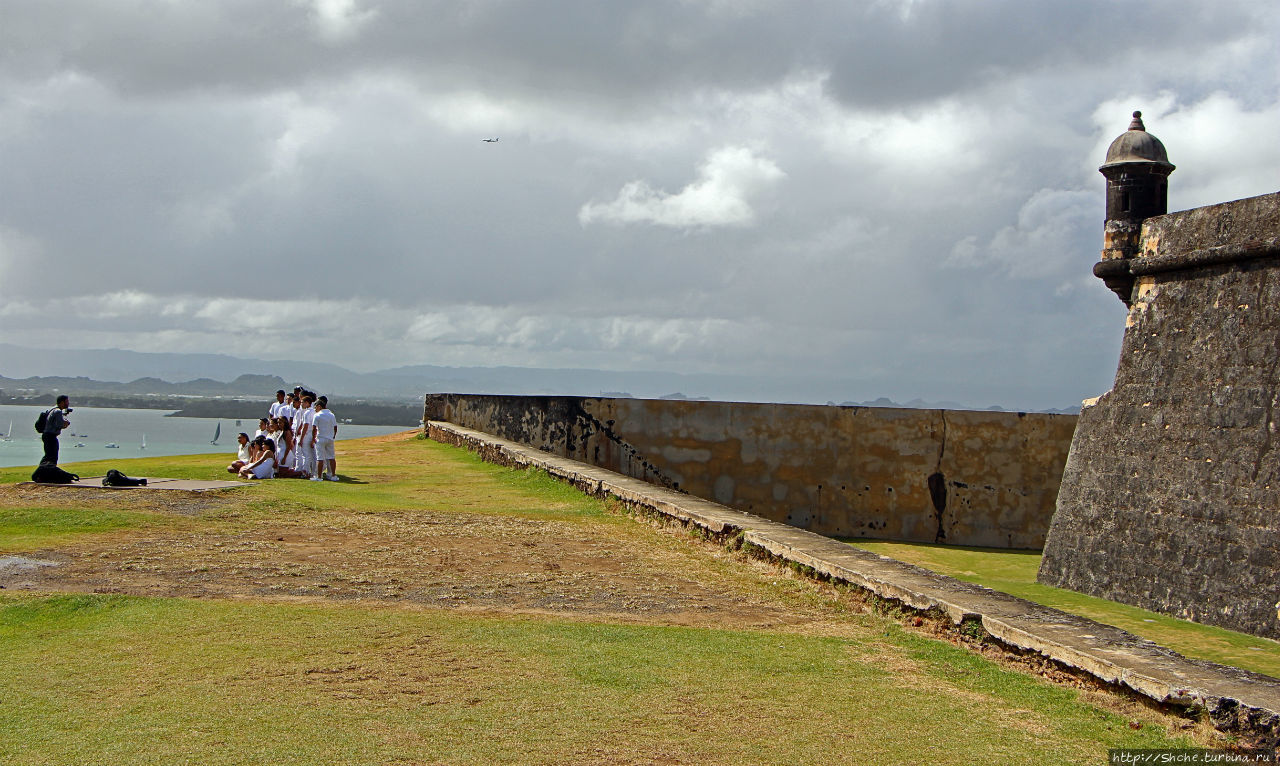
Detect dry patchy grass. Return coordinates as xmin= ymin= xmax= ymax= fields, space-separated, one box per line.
xmin=0 ymin=433 xmax=1206 ymax=764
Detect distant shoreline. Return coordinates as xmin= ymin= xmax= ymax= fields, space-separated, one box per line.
xmin=0 ymin=395 xmax=420 ymax=427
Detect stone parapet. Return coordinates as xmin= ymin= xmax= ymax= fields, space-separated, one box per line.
xmin=424 ymin=394 xmax=1076 ymax=549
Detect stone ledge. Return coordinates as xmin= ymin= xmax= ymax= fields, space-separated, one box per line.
xmin=1130 ymin=238 xmax=1280 ymax=276
xmin=1091 ymin=239 xmax=1280 ymax=286
xmin=426 ymin=421 xmax=1280 ymax=743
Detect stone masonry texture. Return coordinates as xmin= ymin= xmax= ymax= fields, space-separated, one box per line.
xmin=424 ymin=395 xmax=1076 ymax=549
xmin=1040 ymin=191 xmax=1280 ymax=639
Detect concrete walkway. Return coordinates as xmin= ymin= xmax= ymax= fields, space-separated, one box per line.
xmin=428 ymin=421 xmax=1280 ymax=742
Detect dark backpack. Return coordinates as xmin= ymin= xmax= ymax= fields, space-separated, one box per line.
xmin=34 ymin=409 xmax=49 ymax=433
xmin=31 ymin=464 xmax=80 ymax=484
xmin=103 ymin=469 xmax=147 ymax=487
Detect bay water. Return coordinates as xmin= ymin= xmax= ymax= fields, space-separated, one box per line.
xmin=0 ymin=404 xmax=413 ymax=469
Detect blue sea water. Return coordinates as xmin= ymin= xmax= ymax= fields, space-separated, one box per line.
xmin=0 ymin=404 xmax=413 ymax=469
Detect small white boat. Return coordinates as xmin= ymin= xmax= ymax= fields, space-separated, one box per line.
xmin=104 ymin=443 xmax=120 ymax=449
xmin=1 ymin=420 xmax=11 ymax=441
xmin=140 ymin=434 xmax=147 ymax=450
xmin=74 ymin=443 xmax=85 ymax=448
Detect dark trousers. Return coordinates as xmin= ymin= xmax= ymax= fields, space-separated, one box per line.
xmin=41 ymin=433 xmax=59 ymax=466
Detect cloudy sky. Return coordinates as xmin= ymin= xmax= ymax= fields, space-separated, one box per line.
xmin=1 ymin=1 xmax=1277 ymax=408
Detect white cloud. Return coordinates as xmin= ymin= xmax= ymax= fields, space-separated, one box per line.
xmin=2 ymin=291 xmax=756 ymax=372
xmin=1091 ymin=92 xmax=1280 ymax=211
xmin=578 ymin=145 xmax=785 ymax=229
xmin=304 ymin=0 xmax=378 ymax=43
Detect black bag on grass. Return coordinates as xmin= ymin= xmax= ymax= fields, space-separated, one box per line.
xmin=32 ymin=464 xmax=79 ymax=484
xmin=103 ymin=469 xmax=147 ymax=487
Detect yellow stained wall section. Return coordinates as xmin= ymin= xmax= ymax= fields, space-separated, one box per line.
xmin=426 ymin=396 xmax=1077 ymax=549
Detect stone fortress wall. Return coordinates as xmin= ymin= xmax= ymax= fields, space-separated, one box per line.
xmin=1039 ymin=111 xmax=1280 ymax=639
xmin=424 ymin=395 xmax=1076 ymax=550
xmin=1039 ymin=191 xmax=1280 ymax=639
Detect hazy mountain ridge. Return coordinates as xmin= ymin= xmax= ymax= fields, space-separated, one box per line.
xmin=0 ymin=344 xmax=1080 ymax=414
xmin=0 ymin=372 xmax=290 ymax=399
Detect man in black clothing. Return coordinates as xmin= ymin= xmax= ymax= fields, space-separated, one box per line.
xmin=41 ymin=395 xmax=71 ymax=466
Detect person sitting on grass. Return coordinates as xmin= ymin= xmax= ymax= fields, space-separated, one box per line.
xmin=272 ymin=420 xmax=304 ymax=478
xmin=239 ymin=436 xmax=262 ymax=475
xmin=226 ymin=432 xmax=252 ymax=474
xmin=254 ymin=418 xmax=270 ymax=439
xmin=238 ymin=435 xmax=276 ymax=480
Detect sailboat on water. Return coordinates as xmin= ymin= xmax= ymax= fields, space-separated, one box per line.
xmin=2 ymin=420 xmax=11 ymax=441
xmin=140 ymin=434 xmax=147 ymax=450
xmin=211 ymin=422 xmax=221 ymax=445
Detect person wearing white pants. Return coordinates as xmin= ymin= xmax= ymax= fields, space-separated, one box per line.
xmin=311 ymin=396 xmax=339 ymax=482
xmin=294 ymin=393 xmax=316 ymax=478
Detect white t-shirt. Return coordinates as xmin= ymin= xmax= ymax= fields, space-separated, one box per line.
xmin=296 ymin=408 xmax=316 ymax=441
xmin=313 ymin=409 xmax=338 ymax=440
xmin=269 ymin=400 xmax=286 ymax=418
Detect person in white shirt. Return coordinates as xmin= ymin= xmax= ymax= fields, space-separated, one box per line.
xmin=268 ymin=390 xmax=287 ymax=420
xmin=289 ymin=393 xmax=305 ymax=472
xmin=226 ymin=432 xmax=251 ymax=474
xmin=310 ymin=396 xmax=339 ymax=482
xmin=295 ymin=393 xmax=317 ymax=478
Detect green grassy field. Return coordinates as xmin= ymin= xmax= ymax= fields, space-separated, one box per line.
xmin=845 ymin=540 xmax=1280 ymax=679
xmin=0 ymin=435 xmax=1205 ymax=763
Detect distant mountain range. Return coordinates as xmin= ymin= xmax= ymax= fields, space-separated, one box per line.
xmin=0 ymin=343 xmax=1080 ymax=414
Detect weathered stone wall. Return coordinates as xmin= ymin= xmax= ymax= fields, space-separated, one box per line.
xmin=1040 ymin=191 xmax=1280 ymax=639
xmin=424 ymin=395 xmax=1076 ymax=549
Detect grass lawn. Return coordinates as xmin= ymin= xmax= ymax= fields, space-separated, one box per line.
xmin=845 ymin=539 xmax=1280 ymax=679
xmin=0 ymin=434 xmax=1205 ymax=763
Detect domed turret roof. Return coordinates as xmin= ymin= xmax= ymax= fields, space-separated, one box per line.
xmin=1101 ymin=111 xmax=1174 ymax=170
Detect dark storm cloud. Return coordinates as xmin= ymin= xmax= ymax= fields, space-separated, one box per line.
xmin=2 ymin=0 xmax=1263 ymax=106
xmin=0 ymin=0 xmax=1276 ymax=408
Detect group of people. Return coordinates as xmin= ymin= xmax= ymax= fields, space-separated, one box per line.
xmin=227 ymin=388 xmax=340 ymax=482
